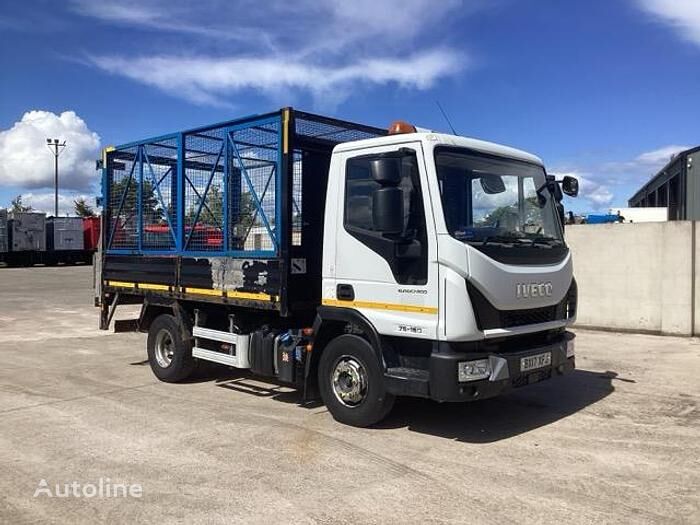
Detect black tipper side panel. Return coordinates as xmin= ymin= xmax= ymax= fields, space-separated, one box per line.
xmin=179 ymin=257 xmax=282 ymax=296
xmin=179 ymin=258 xmax=213 ymax=288
xmin=104 ymin=255 xmax=177 ymax=285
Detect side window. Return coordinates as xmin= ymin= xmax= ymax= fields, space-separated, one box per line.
xmin=344 ymin=152 xmax=428 ymax=285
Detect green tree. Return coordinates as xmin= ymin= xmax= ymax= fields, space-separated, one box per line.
xmin=185 ymin=187 xmax=258 ymax=229
xmin=74 ymin=198 xmax=97 ymax=218
xmin=10 ymin=195 xmax=32 ymax=213
xmin=109 ymin=177 xmax=163 ymax=222
xmin=186 ymin=186 xmax=221 ymax=226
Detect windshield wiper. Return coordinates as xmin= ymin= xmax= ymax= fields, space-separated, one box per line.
xmin=527 ymin=236 xmax=563 ymax=247
xmin=475 ymin=235 xmax=523 ymax=246
xmin=463 ymin=234 xmax=562 ymax=248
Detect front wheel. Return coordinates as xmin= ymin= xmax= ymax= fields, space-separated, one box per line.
xmin=147 ymin=314 xmax=195 ymax=383
xmin=318 ymin=334 xmax=395 ymax=427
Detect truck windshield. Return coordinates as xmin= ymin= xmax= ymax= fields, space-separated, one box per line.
xmin=435 ymin=148 xmax=565 ymax=262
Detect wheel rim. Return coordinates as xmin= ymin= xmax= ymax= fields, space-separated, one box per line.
xmin=154 ymin=329 xmax=175 ymax=368
xmin=331 ymin=356 xmax=368 ymax=407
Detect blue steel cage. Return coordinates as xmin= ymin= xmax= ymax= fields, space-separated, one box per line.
xmin=104 ymin=112 xmax=283 ymax=257
xmin=102 ymin=109 xmax=387 ymax=260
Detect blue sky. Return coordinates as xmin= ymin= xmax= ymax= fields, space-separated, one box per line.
xmin=1 ymin=0 xmax=699 ymax=214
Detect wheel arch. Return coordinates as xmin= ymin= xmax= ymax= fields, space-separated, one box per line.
xmin=139 ymin=298 xmax=193 ymax=342
xmin=304 ymin=306 xmax=385 ymax=400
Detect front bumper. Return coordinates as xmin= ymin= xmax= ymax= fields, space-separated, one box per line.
xmin=385 ymin=331 xmax=575 ymax=402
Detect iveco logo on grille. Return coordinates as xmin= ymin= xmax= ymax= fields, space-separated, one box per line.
xmin=516 ymin=281 xmax=553 ymax=299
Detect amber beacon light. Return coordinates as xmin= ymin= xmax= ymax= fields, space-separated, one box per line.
xmin=388 ymin=120 xmax=417 ymax=135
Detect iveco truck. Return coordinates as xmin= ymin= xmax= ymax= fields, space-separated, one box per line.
xmin=97 ymin=108 xmax=579 ymax=427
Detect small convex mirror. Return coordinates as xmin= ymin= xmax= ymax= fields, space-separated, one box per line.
xmin=479 ymin=174 xmax=506 ymax=194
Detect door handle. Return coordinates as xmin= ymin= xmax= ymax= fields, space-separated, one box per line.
xmin=336 ymin=284 xmax=355 ymax=301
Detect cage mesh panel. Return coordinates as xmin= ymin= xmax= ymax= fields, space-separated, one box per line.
xmin=228 ymin=120 xmax=279 ymax=252
xmin=295 ymin=114 xmax=385 ymax=144
xmin=292 ymin=150 xmax=302 ymax=246
xmin=105 ymin=113 xmax=287 ymax=255
xmin=142 ymin=138 xmax=178 ymax=250
xmin=184 ymin=130 xmax=226 ymax=251
xmin=108 ymin=147 xmax=139 ymax=249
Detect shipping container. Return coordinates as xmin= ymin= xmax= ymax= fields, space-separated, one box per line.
xmin=47 ymin=217 xmax=84 ymax=251
xmin=8 ymin=212 xmax=46 ymax=252
xmin=0 ymin=208 xmax=7 ymax=253
xmin=83 ymin=216 xmax=100 ymax=251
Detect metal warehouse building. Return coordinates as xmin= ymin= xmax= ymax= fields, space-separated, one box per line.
xmin=629 ymin=146 xmax=700 ymax=220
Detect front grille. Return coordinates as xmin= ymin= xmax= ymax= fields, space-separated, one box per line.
xmin=467 ymin=279 xmax=577 ymax=331
xmin=501 ymin=306 xmax=558 ymax=327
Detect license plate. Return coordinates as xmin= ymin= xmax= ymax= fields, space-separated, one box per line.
xmin=520 ymin=352 xmax=551 ymax=372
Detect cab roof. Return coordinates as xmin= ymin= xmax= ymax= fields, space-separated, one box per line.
xmin=334 ymin=132 xmax=544 ymax=166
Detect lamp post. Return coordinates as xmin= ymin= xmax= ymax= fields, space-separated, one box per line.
xmin=46 ymin=138 xmax=67 ymax=217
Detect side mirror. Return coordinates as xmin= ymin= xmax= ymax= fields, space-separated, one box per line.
xmin=562 ymin=176 xmax=579 ymax=197
xmin=370 ymin=158 xmax=401 ymax=186
xmin=480 ymin=175 xmax=506 ymax=194
xmin=373 ymin=187 xmax=404 ymax=234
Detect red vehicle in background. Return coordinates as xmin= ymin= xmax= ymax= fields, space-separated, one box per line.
xmin=83 ymin=216 xmax=101 ymax=252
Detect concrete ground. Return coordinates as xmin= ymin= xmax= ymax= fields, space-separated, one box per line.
xmin=0 ymin=266 xmax=698 ymax=524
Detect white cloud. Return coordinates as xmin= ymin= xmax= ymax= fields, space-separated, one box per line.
xmin=633 ymin=144 xmax=690 ymax=166
xmin=551 ymin=171 xmax=614 ymax=210
xmin=0 ymin=111 xmax=101 ymax=191
xmin=551 ymin=144 xmax=690 ymax=210
xmin=636 ymin=0 xmax=700 ymax=46
xmin=578 ymin=176 xmax=614 ymax=207
xmin=71 ymin=0 xmax=473 ymax=107
xmin=89 ymin=50 xmax=464 ymax=107
xmin=18 ymin=192 xmax=96 ymax=217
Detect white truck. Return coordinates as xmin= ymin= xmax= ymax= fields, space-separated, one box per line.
xmin=98 ymin=108 xmax=579 ymax=427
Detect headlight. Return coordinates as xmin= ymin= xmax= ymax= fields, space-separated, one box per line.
xmin=458 ymin=359 xmax=491 ymax=382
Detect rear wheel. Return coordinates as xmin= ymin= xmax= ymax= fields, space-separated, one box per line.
xmin=147 ymin=314 xmax=195 ymax=383
xmin=318 ymin=334 xmax=395 ymax=427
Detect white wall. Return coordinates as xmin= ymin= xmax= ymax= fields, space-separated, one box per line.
xmin=566 ymin=222 xmax=696 ymax=336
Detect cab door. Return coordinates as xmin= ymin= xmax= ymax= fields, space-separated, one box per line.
xmin=329 ymin=142 xmax=439 ymax=340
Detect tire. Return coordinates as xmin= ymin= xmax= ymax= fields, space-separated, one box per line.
xmin=147 ymin=314 xmax=195 ymax=383
xmin=318 ymin=334 xmax=395 ymax=427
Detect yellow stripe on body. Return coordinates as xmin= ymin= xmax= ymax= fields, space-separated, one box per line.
xmin=137 ymin=283 xmax=170 ymax=291
xmin=106 ymin=281 xmax=272 ymax=301
xmin=106 ymin=280 xmax=135 ymax=288
xmin=226 ymin=290 xmax=272 ymax=301
xmin=322 ymin=298 xmax=438 ymax=315
xmin=183 ymin=287 xmax=224 ymax=297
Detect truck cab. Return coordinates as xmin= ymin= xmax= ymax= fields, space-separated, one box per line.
xmin=98 ymin=109 xmax=578 ymax=427
xmin=313 ymin=124 xmax=578 ymax=424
